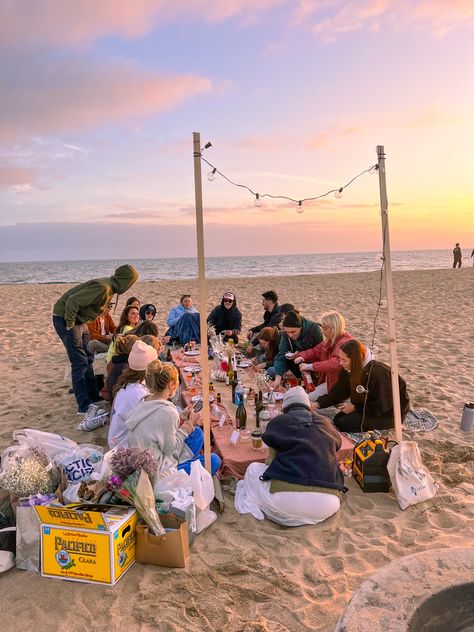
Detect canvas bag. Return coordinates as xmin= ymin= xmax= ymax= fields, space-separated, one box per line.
xmin=387 ymin=441 xmax=436 ymax=510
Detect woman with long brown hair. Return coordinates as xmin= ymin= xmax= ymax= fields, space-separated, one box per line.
xmin=252 ymin=326 xmax=280 ymax=379
xmin=314 ymin=339 xmax=410 ymax=432
xmin=106 ymin=304 xmax=140 ymax=362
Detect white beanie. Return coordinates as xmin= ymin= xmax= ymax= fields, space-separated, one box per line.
xmin=282 ymin=386 xmax=310 ymax=411
xmin=128 ymin=340 xmax=158 ymax=371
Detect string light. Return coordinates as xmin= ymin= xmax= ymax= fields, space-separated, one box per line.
xmin=199 ymin=144 xmax=377 ymax=212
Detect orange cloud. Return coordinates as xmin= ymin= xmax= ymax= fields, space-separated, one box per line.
xmin=0 ymin=57 xmax=212 ymax=142
xmin=0 ymin=162 xmax=36 ymax=188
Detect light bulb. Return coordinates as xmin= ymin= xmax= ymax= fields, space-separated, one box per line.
xmin=207 ymin=168 xmax=216 ymax=182
xmin=335 ymin=187 xmax=343 ymax=199
xmin=356 ymin=385 xmax=368 ymax=394
xmin=296 ymin=201 xmax=304 ymax=214
xmin=255 ymin=193 xmax=262 ymax=208
xmin=369 ymin=165 xmax=378 ymax=174
xmin=379 ymin=299 xmax=387 ymax=308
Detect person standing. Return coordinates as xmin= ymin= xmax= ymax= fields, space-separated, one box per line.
xmin=470 ymin=248 xmax=474 ymax=267
xmin=453 ymin=243 xmax=462 ymax=268
xmin=52 ymin=264 xmax=138 ymax=416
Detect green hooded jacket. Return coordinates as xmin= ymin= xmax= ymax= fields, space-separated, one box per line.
xmin=53 ymin=264 xmax=139 ymax=329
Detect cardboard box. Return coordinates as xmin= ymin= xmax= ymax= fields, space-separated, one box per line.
xmin=36 ymin=504 xmax=137 ymax=585
xmin=136 ymin=513 xmax=189 ymax=568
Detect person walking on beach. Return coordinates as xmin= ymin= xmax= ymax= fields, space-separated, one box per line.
xmin=52 ymin=264 xmax=138 ymax=417
xmin=452 ymin=243 xmax=462 ymax=268
xmin=470 ymin=248 xmax=474 ymax=267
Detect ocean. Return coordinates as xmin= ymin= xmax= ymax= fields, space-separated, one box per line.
xmin=0 ymin=249 xmax=467 ymax=285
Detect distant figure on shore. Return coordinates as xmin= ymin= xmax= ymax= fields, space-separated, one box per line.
xmin=471 ymin=248 xmax=474 ymax=267
xmin=453 ymin=243 xmax=462 ymax=268
xmin=52 ymin=264 xmax=138 ymax=416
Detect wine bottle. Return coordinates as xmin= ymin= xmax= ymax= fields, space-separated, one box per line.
xmin=234 ymin=381 xmax=244 ymax=406
xmin=255 ymin=390 xmax=264 ymax=428
xmin=235 ymin=397 xmax=247 ymax=430
xmin=301 ymin=370 xmax=316 ymax=393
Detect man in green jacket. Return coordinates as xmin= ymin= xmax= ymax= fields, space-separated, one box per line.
xmin=53 ymin=264 xmax=138 ymax=417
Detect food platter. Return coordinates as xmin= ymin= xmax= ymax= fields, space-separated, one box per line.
xmin=183 ymin=366 xmax=202 ymax=373
xmin=237 ymin=361 xmax=252 ymax=368
xmin=184 ymin=350 xmax=200 ymax=356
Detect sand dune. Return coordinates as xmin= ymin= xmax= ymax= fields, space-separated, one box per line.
xmin=0 ymin=268 xmax=473 ymax=632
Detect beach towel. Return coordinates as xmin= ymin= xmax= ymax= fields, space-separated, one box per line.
xmin=403 ymin=409 xmax=439 ymax=432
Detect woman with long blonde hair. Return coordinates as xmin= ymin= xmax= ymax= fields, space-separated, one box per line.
xmin=294 ymin=311 xmax=353 ymax=400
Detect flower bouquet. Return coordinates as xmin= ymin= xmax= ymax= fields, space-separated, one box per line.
xmin=0 ymin=446 xmax=60 ymax=498
xmin=117 ymin=469 xmax=165 ymax=536
xmin=110 ymin=447 xmax=158 ymax=484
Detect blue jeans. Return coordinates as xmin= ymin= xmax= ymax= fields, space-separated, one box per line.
xmin=53 ymin=315 xmax=99 ymax=413
xmin=178 ymin=427 xmax=221 ymax=475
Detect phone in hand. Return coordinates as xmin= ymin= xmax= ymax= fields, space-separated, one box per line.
xmin=193 ymin=400 xmax=203 ymax=413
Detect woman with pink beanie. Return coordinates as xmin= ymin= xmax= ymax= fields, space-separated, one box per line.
xmin=108 ymin=339 xmax=158 ymax=448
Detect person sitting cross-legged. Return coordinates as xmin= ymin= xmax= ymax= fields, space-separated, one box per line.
xmin=166 ymin=295 xmax=200 ymax=344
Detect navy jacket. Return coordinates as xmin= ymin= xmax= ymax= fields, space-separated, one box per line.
xmin=261 ymin=403 xmax=345 ymax=490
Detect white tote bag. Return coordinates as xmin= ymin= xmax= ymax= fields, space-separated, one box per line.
xmin=387 ymin=441 xmax=437 ymax=510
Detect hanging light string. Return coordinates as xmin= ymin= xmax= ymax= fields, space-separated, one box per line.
xmin=200 ymin=150 xmax=378 ymax=210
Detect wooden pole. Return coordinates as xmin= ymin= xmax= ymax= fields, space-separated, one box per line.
xmin=192 ymin=132 xmax=212 ymax=472
xmin=377 ymin=145 xmax=403 ymax=443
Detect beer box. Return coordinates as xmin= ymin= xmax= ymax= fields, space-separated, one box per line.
xmin=35 ymin=504 xmax=137 ymax=586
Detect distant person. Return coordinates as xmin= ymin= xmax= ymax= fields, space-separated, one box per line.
xmin=471 ymin=248 xmax=474 ymax=267
xmin=166 ymin=295 xmax=200 ymax=344
xmin=52 ymin=264 xmax=138 ymax=416
xmin=86 ymin=304 xmax=117 ymax=355
xmin=273 ymin=311 xmax=323 ymax=388
xmin=453 ymin=243 xmax=462 ymax=268
xmin=139 ymin=303 xmax=157 ymax=321
xmin=314 ymin=339 xmax=410 ymax=432
xmin=207 ymin=292 xmax=242 ymax=343
xmin=246 ymin=291 xmax=281 ymax=344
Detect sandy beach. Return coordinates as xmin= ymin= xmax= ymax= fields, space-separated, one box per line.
xmin=1 ymin=268 xmax=473 ymax=632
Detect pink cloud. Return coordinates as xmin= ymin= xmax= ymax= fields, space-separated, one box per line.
xmin=0 ymin=162 xmax=36 ymax=188
xmin=0 ymin=57 xmax=212 ymax=142
xmin=0 ymin=1 xmax=288 ymax=48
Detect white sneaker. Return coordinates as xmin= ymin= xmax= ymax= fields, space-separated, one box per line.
xmin=77 ymin=410 xmax=108 ymax=431
xmin=77 ymin=403 xmax=100 ymax=418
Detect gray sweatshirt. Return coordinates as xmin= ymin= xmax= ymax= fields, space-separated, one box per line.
xmin=125 ymin=399 xmax=193 ymax=473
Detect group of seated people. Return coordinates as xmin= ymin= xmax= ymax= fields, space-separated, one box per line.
xmin=82 ymin=287 xmax=409 ymax=528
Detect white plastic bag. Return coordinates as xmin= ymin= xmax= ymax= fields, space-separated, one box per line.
xmin=387 ymin=441 xmax=437 ymax=510
xmin=154 ymin=469 xmax=192 ymax=500
xmin=188 ymin=460 xmax=215 ymax=510
xmin=188 ymin=461 xmax=217 ymax=533
xmin=55 ymin=444 xmax=104 ymax=484
xmin=13 ymin=429 xmax=77 ymax=460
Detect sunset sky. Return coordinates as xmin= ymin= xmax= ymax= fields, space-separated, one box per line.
xmin=0 ymin=1 xmax=473 ymax=261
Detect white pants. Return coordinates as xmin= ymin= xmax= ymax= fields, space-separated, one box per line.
xmin=235 ymin=462 xmax=340 ymax=527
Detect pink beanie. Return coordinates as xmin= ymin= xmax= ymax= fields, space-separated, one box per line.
xmin=128 ymin=340 xmax=158 ymax=371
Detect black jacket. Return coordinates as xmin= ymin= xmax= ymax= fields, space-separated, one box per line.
xmin=316 ymin=360 xmax=410 ymax=423
xmin=261 ymin=404 xmax=345 ymax=490
xmin=207 ymin=298 xmax=242 ymax=342
xmin=250 ymin=303 xmax=282 ymax=335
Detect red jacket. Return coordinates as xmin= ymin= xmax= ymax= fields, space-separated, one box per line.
xmin=87 ymin=312 xmax=116 ymax=342
xmin=297 ymin=332 xmax=353 ymax=391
